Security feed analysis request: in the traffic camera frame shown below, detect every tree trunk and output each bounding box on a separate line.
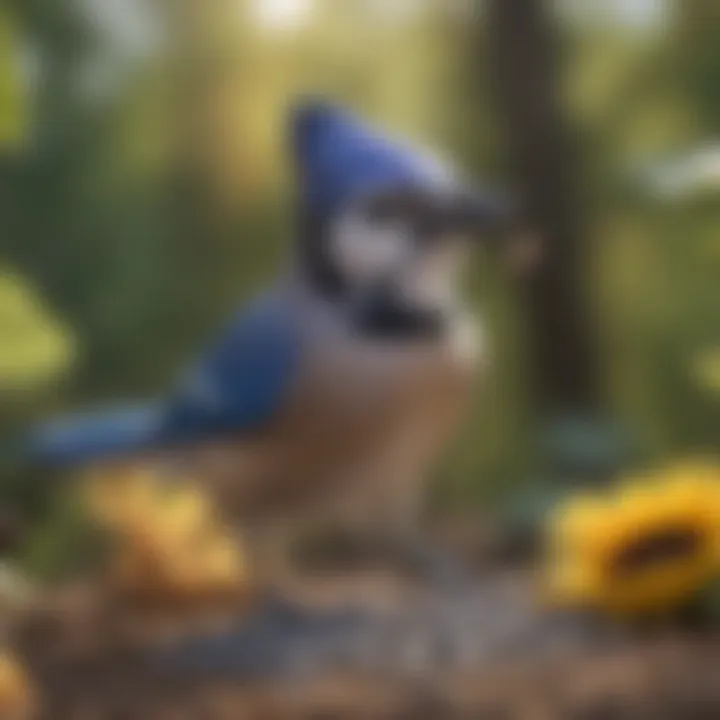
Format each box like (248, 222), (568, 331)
(485, 0), (598, 418)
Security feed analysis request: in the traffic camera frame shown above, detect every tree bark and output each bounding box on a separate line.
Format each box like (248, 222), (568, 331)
(485, 0), (598, 417)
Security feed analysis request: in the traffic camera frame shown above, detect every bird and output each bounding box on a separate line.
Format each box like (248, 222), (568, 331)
(29, 100), (521, 585)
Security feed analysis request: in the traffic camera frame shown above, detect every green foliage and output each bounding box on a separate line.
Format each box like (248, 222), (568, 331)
(0, 269), (75, 392)
(20, 486), (106, 582)
(1, 0), (720, 577)
(0, 3), (25, 150)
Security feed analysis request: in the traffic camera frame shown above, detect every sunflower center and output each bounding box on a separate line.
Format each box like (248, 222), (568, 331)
(610, 526), (704, 577)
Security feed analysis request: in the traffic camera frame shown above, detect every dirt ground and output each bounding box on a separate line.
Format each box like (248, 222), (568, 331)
(7, 564), (720, 720)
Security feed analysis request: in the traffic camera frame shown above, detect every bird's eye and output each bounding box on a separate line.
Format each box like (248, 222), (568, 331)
(364, 195), (402, 222)
(364, 190), (425, 223)
(331, 212), (412, 285)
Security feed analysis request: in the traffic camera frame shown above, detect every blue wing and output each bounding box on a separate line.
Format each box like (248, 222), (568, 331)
(29, 291), (302, 466)
(28, 403), (167, 467)
(160, 291), (302, 441)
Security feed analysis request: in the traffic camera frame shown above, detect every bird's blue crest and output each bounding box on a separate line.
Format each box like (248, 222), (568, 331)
(292, 100), (458, 220)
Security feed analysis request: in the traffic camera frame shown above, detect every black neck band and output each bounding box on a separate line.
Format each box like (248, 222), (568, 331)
(298, 207), (448, 341)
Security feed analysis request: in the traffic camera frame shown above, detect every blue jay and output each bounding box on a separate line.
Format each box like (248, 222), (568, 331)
(30, 101), (520, 581)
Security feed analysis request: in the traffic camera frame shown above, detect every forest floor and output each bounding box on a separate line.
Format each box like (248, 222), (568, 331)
(8, 529), (720, 719)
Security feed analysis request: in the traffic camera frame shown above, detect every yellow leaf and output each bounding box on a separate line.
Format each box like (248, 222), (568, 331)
(0, 269), (75, 390)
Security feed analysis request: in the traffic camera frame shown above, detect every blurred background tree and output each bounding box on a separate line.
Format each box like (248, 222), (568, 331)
(487, 0), (598, 418)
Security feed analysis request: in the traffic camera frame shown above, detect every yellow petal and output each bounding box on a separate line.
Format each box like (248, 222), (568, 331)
(544, 459), (720, 618)
(0, 652), (32, 714)
(549, 493), (607, 548)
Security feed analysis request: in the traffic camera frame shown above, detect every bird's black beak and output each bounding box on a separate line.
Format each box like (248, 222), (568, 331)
(458, 188), (543, 275)
(459, 188), (517, 235)
(362, 185), (543, 274)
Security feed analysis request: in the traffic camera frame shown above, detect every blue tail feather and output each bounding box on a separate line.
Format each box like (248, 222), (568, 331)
(28, 403), (166, 467)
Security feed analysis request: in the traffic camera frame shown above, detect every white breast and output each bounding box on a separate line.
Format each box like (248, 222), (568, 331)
(288, 311), (483, 526)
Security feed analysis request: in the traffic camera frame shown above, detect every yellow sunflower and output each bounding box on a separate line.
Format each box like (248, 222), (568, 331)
(0, 651), (34, 718)
(545, 460), (720, 617)
(85, 467), (250, 605)
(84, 466), (162, 530)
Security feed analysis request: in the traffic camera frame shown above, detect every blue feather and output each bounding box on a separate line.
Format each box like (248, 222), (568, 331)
(161, 292), (302, 440)
(29, 292), (302, 467)
(292, 100), (456, 219)
(29, 403), (165, 467)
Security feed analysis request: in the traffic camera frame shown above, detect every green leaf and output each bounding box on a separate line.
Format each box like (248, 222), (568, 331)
(0, 268), (76, 392)
(0, 4), (27, 151)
